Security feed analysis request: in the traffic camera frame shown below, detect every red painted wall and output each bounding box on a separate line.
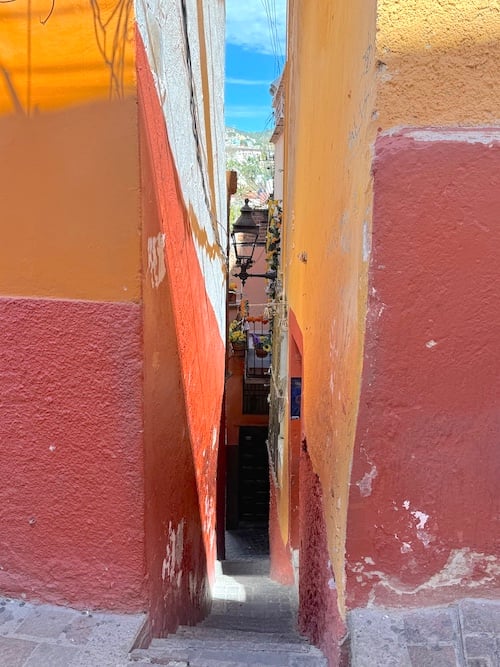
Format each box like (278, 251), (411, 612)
(299, 448), (346, 667)
(0, 298), (146, 610)
(137, 34), (225, 635)
(346, 130), (500, 608)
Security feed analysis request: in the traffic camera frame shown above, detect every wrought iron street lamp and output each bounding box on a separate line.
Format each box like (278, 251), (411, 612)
(231, 199), (277, 286)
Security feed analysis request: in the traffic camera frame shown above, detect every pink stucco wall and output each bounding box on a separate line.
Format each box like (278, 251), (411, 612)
(346, 130), (500, 608)
(0, 298), (146, 610)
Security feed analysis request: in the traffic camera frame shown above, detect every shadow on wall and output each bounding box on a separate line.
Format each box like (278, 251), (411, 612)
(138, 33), (225, 637)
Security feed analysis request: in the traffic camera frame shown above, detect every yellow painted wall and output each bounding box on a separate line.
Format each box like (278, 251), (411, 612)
(0, 1), (140, 303)
(376, 0), (500, 128)
(283, 0), (378, 614)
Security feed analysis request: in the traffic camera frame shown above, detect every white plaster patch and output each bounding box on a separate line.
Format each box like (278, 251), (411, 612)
(203, 493), (216, 557)
(400, 542), (412, 554)
(357, 466), (378, 497)
(403, 500), (410, 510)
(410, 510), (432, 547)
(364, 556), (375, 566)
(328, 578), (337, 590)
(426, 339), (438, 349)
(381, 128), (500, 145)
(161, 519), (184, 585)
(405, 129), (500, 145)
(147, 233), (167, 289)
(362, 219), (371, 262)
(363, 549), (500, 600)
(411, 511), (429, 530)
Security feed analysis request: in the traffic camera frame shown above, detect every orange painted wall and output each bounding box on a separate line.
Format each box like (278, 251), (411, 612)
(283, 0), (377, 616)
(344, 0), (500, 611)
(376, 0), (500, 129)
(0, 1), (140, 303)
(0, 2), (226, 632)
(0, 0), (135, 113)
(0, 1), (144, 610)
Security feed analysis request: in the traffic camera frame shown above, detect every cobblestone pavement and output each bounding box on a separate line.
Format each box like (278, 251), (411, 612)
(225, 526), (270, 561)
(0, 596), (145, 666)
(349, 598), (500, 666)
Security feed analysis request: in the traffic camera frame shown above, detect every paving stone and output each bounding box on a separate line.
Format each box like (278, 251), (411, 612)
(463, 634), (499, 666)
(460, 599), (500, 635)
(15, 607), (76, 639)
(407, 644), (462, 666)
(24, 643), (79, 667)
(403, 607), (460, 646)
(0, 599), (34, 636)
(348, 608), (411, 667)
(0, 636), (37, 667)
(61, 613), (99, 645)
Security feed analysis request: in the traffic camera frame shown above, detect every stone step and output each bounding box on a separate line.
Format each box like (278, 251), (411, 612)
(199, 614), (296, 633)
(172, 625), (307, 644)
(131, 644), (327, 666)
(150, 636), (325, 656)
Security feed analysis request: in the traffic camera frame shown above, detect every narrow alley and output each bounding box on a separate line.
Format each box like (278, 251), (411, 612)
(0, 1), (498, 667)
(131, 528), (328, 666)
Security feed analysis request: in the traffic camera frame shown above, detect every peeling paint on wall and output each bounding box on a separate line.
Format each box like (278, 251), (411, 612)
(147, 233), (167, 288)
(352, 548), (499, 605)
(356, 466), (378, 497)
(162, 520), (185, 586)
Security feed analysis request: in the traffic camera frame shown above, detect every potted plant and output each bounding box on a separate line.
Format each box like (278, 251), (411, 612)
(229, 319), (246, 354)
(250, 333), (272, 358)
(228, 281), (238, 304)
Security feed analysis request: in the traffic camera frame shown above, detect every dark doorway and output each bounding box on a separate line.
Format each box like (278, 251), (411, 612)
(237, 426), (269, 526)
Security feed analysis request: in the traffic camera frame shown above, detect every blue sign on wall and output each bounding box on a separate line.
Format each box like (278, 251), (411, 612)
(291, 377), (301, 420)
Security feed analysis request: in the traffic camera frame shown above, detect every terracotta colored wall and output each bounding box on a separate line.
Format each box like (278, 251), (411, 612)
(0, 2), (226, 628)
(283, 2), (500, 642)
(0, 2), (145, 610)
(0, 298), (145, 609)
(137, 32), (225, 634)
(343, 0), (500, 611)
(283, 0), (377, 624)
(299, 448), (347, 667)
(346, 131), (500, 607)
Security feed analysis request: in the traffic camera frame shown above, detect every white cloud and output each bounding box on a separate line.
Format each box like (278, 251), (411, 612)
(225, 105), (272, 119)
(226, 77), (271, 86)
(226, 0), (286, 56)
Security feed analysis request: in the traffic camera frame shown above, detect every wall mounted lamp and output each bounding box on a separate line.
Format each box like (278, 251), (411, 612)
(231, 199), (277, 286)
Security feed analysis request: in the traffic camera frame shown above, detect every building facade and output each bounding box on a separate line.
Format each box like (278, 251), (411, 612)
(269, 1), (500, 664)
(0, 0), (226, 639)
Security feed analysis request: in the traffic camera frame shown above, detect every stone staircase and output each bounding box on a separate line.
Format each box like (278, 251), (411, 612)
(130, 558), (327, 667)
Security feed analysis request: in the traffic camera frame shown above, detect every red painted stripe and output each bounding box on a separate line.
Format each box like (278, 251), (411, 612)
(137, 30), (225, 633)
(0, 297), (146, 610)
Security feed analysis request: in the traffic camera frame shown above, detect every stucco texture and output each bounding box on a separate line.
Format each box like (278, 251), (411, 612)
(0, 297), (146, 610)
(0, 1), (140, 303)
(284, 0), (377, 619)
(376, 0), (500, 129)
(0, 102), (141, 303)
(346, 131), (500, 609)
(138, 32), (225, 635)
(136, 0), (227, 337)
(0, 0), (135, 113)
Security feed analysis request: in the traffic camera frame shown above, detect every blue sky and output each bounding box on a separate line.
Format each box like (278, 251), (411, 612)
(225, 0), (286, 133)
